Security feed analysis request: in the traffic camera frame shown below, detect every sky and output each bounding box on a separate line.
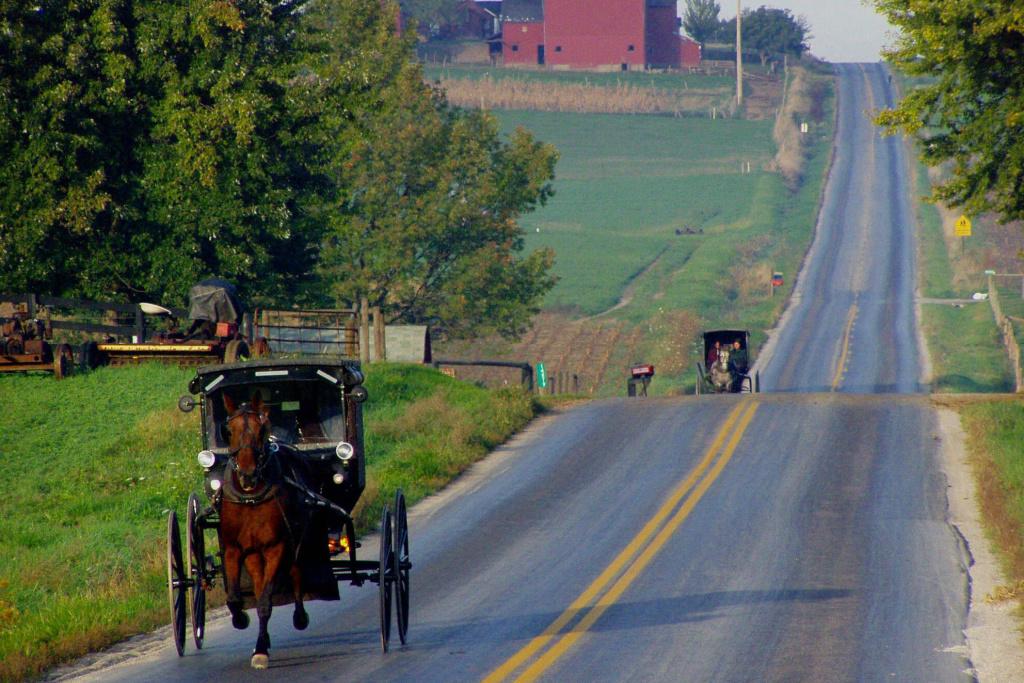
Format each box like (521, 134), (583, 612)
(682, 0), (896, 63)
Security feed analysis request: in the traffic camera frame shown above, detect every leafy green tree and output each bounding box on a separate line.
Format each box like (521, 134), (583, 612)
(715, 6), (810, 64)
(0, 0), (559, 339)
(0, 0), (143, 298)
(317, 63), (559, 338)
(682, 0), (721, 48)
(874, 0), (1024, 224)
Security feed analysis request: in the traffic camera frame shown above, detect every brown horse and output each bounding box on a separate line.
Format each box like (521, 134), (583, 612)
(220, 392), (309, 669)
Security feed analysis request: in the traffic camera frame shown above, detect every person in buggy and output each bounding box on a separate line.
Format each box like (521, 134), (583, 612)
(727, 339), (748, 391)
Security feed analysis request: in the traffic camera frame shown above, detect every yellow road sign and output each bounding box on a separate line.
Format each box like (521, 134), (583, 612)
(955, 215), (972, 237)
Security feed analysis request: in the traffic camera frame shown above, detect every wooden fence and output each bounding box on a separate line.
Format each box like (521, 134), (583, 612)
(987, 274), (1024, 392)
(0, 292), (183, 341)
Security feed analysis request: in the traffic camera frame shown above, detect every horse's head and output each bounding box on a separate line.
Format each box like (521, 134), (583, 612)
(715, 348), (730, 370)
(223, 392), (270, 491)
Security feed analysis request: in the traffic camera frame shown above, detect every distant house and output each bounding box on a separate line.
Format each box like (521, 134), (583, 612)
(501, 0), (700, 70)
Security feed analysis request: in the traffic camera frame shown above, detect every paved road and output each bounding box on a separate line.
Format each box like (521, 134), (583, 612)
(61, 64), (973, 682)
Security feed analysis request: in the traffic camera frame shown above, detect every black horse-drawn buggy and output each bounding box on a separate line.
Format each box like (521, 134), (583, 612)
(695, 329), (760, 394)
(167, 358), (411, 668)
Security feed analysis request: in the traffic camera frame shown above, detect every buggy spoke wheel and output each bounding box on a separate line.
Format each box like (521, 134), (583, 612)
(378, 505), (393, 653)
(166, 510), (187, 656)
(186, 493), (206, 650)
(393, 489), (410, 645)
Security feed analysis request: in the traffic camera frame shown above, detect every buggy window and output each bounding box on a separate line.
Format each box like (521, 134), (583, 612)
(207, 380), (345, 452)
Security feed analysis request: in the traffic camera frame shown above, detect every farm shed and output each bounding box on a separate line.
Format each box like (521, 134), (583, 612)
(501, 0), (545, 66)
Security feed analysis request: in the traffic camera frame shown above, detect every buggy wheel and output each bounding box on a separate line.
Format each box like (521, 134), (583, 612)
(223, 339), (249, 363)
(167, 510), (187, 657)
(186, 493), (206, 650)
(378, 505), (393, 653)
(53, 344), (73, 380)
(393, 489), (410, 645)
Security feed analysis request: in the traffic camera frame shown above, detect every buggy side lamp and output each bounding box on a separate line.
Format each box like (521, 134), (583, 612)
(335, 442), (355, 461)
(348, 385), (368, 403)
(197, 450), (216, 468)
(178, 395), (196, 413)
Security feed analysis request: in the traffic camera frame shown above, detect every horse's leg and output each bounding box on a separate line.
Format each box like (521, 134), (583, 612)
(223, 544), (250, 630)
(290, 560), (308, 630)
(244, 551), (272, 669)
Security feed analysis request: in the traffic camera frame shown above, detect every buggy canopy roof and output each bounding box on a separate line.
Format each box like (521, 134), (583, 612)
(189, 358), (364, 396)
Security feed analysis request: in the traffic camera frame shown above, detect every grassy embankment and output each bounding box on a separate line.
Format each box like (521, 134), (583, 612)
(895, 74), (1024, 615)
(439, 63), (835, 396)
(0, 363), (537, 681)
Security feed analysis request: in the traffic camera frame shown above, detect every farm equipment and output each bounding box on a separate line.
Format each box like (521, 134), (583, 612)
(0, 310), (74, 379)
(95, 279), (270, 367)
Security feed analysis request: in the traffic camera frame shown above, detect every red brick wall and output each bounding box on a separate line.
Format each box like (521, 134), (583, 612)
(645, 4), (679, 67)
(545, 0), (646, 69)
(503, 21), (545, 65)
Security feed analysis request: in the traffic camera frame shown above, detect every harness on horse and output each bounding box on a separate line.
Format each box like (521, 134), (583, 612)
(220, 404), (282, 506)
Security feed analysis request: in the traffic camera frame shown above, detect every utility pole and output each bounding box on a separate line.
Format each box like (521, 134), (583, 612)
(736, 0), (743, 107)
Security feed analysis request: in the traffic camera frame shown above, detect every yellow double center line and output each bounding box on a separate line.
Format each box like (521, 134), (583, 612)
(484, 400), (760, 683)
(831, 299), (859, 392)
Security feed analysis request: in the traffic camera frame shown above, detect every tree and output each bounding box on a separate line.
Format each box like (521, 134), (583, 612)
(745, 7), (810, 65)
(0, 0), (318, 302)
(0, 0), (559, 339)
(682, 0), (720, 48)
(874, 0), (1024, 224)
(0, 0), (143, 298)
(316, 63), (559, 338)
(714, 6), (810, 65)
(397, 0), (463, 39)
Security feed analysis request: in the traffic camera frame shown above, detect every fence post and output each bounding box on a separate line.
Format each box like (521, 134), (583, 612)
(26, 293), (37, 318)
(134, 304), (144, 342)
(372, 306), (386, 362)
(359, 297), (370, 365)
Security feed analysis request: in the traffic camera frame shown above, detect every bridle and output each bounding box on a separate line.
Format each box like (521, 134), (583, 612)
(226, 403), (270, 491)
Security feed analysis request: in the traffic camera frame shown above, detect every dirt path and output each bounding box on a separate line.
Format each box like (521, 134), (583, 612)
(583, 243), (670, 321)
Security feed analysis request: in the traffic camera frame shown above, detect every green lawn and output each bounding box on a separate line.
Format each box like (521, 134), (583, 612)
(0, 363), (537, 681)
(499, 111), (778, 315)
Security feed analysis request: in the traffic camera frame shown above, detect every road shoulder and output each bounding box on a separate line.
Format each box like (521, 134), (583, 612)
(937, 407), (1024, 681)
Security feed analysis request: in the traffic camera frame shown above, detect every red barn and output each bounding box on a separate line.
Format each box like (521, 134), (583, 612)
(501, 0), (698, 70)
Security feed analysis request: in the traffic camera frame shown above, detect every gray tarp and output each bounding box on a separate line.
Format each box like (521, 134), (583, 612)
(187, 279), (245, 323)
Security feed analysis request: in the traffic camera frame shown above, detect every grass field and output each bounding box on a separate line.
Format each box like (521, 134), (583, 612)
(0, 364), (537, 681)
(472, 67), (832, 395)
(500, 111), (778, 315)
